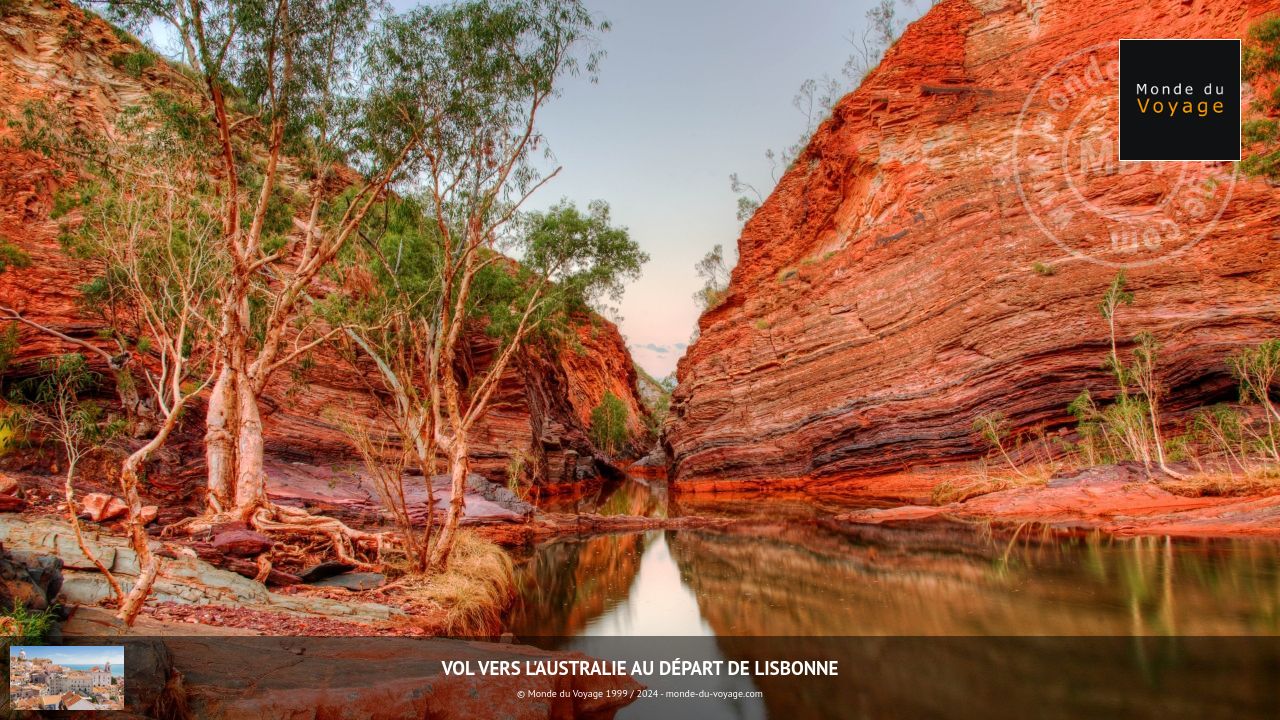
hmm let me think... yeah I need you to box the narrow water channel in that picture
[506,477,1280,718]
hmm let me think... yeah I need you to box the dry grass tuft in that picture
[389,530,515,636]
[1159,465,1280,498]
[931,462,1057,505]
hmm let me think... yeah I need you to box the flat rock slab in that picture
[309,572,385,591]
[299,561,355,583]
[265,459,533,525]
[838,505,946,525]
[0,516,403,623]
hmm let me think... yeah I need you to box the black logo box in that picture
[1119,38,1241,162]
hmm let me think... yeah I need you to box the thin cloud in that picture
[635,343,671,354]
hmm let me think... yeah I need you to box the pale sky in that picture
[509,0,891,378]
[11,646,125,666]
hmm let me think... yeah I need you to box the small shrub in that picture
[0,239,31,273]
[1191,404,1249,466]
[505,448,533,500]
[1,601,58,640]
[973,411,1027,478]
[590,391,629,456]
[1227,339,1280,462]
[109,50,155,79]
[754,318,769,330]
[1031,261,1056,276]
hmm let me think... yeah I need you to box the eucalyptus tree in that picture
[93,0,630,572]
[347,197,645,571]
[64,111,227,623]
[97,0,427,546]
[334,0,635,569]
[10,94,228,623]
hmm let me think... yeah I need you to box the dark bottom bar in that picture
[6,636,1279,719]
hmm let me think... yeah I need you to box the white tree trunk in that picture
[233,377,267,520]
[430,438,469,571]
[204,368,236,513]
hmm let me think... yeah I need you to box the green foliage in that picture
[973,411,1011,448]
[347,194,643,358]
[1098,271,1134,322]
[1191,404,1248,462]
[1065,275,1182,471]
[7,354,126,460]
[1242,16,1280,180]
[1227,339,1280,461]
[590,391,629,456]
[109,50,156,78]
[1243,16,1280,79]
[149,92,217,149]
[0,323,18,377]
[1243,118,1278,145]
[1031,261,1056,277]
[1228,339,1280,405]
[524,201,646,306]
[634,365,673,438]
[1,600,58,641]
[0,238,30,273]
[10,354,98,406]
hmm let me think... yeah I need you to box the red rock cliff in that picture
[0,0,648,490]
[668,0,1280,487]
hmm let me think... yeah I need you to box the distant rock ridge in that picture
[666,0,1280,486]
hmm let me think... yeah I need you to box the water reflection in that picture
[508,479,1280,718]
[536,475,668,517]
[512,479,1280,637]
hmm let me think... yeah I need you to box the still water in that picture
[506,477,1280,718]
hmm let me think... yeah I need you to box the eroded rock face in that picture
[668,0,1280,487]
[0,0,648,498]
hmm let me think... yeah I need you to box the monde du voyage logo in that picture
[1013,38,1242,268]
[1119,38,1241,162]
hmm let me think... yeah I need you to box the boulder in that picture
[0,544,63,612]
[0,474,20,495]
[136,505,159,525]
[80,493,128,523]
[0,494,26,512]
[464,473,535,519]
[210,530,273,557]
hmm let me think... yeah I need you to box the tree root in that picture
[251,504,386,569]
[164,502,389,571]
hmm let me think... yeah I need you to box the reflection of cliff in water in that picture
[507,532,649,638]
[666,525,1280,719]
[666,523,1280,636]
[537,475,668,517]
